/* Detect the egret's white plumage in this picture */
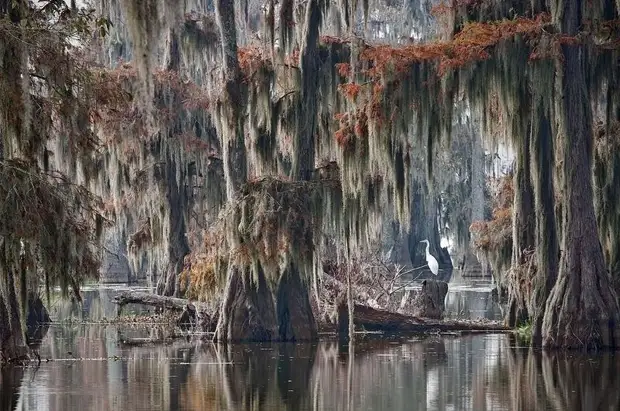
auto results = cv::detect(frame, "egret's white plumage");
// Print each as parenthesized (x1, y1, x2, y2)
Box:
(420, 239, 439, 275)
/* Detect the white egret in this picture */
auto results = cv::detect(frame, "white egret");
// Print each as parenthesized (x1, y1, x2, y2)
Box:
(420, 239, 439, 275)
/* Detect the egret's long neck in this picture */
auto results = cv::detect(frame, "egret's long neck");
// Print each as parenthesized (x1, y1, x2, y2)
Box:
(425, 241, 430, 257)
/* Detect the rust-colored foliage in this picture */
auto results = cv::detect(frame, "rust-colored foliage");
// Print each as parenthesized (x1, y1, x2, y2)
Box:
(320, 35, 349, 45)
(470, 175, 513, 251)
(360, 13, 549, 78)
(238, 46, 273, 78)
(338, 82, 362, 100)
(334, 110, 368, 151)
(180, 230, 227, 301)
(92, 64, 210, 140)
(336, 63, 351, 78)
(329, 15, 552, 131)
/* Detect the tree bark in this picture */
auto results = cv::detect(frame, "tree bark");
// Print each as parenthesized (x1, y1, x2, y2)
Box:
(541, 0, 620, 349)
(0, 240, 27, 362)
(276, 263, 317, 341)
(293, 0, 320, 181)
(462, 120, 487, 278)
(529, 111, 559, 346)
(215, 0, 247, 201)
(506, 131, 535, 327)
(215, 265, 278, 341)
(157, 152, 190, 297)
(411, 279, 449, 319)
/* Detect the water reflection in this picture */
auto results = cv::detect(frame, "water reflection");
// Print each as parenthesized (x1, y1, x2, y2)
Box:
(46, 285, 153, 322)
(4, 328, 620, 411)
(504, 347, 620, 411)
(1, 367, 23, 411)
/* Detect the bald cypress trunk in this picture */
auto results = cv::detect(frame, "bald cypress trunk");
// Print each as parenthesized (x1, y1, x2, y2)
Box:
(215, 0, 319, 341)
(156, 33, 190, 297)
(213, 0, 276, 341)
(507, 132, 535, 328)
(272, 0, 321, 341)
(215, 0, 247, 201)
(529, 112, 559, 346)
(541, 0, 620, 349)
(216, 265, 278, 341)
(0, 240, 27, 361)
(0, 0, 27, 362)
(156, 152, 190, 297)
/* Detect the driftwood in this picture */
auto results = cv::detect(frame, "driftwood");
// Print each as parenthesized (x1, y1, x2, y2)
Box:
(111, 291, 218, 331)
(337, 300, 509, 337)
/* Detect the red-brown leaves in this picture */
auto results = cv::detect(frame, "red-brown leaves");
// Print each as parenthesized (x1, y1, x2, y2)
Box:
(336, 63, 351, 78)
(338, 83, 362, 100)
(238, 46, 272, 79)
(469, 176, 514, 251)
(360, 13, 550, 78)
(334, 110, 368, 151)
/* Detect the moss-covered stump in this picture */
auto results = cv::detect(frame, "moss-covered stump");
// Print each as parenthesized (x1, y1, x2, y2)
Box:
(412, 280, 449, 320)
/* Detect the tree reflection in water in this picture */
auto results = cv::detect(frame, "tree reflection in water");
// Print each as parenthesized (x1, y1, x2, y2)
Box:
(503, 339, 620, 411)
(4, 329, 620, 410)
(1, 366, 23, 411)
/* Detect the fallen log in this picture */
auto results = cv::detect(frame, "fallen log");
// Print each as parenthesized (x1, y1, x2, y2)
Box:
(337, 300, 509, 337)
(111, 291, 219, 331)
(112, 291, 208, 312)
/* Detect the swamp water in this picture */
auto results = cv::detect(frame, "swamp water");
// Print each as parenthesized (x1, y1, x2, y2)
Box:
(1, 284, 617, 411)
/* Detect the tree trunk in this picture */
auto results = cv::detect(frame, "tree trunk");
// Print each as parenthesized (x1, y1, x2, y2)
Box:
(293, 0, 320, 181)
(276, 263, 317, 341)
(593, 113, 620, 293)
(529, 111, 559, 346)
(215, 265, 278, 341)
(507, 131, 535, 327)
(0, 240, 27, 362)
(541, 0, 620, 349)
(157, 152, 190, 297)
(215, 0, 247, 201)
(462, 120, 487, 278)
(214, 0, 268, 341)
(213, 0, 322, 343)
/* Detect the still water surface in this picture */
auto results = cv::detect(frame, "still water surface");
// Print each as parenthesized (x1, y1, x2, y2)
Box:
(1, 285, 617, 411)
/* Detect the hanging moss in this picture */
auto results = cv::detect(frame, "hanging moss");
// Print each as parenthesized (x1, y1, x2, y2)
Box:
(91, 63, 224, 289)
(0, 2, 111, 357)
(92, 0, 620, 348)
